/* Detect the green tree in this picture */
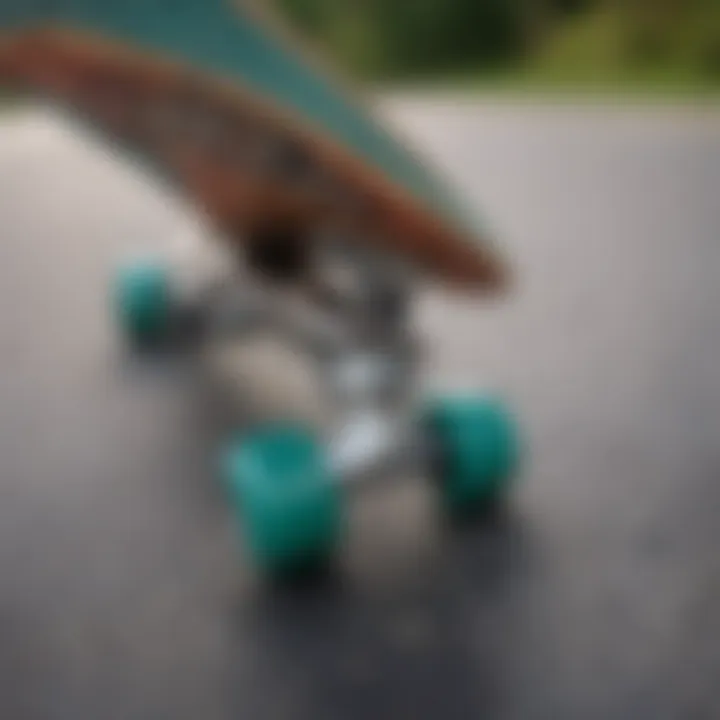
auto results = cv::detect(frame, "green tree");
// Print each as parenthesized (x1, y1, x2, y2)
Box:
(274, 0, 720, 81)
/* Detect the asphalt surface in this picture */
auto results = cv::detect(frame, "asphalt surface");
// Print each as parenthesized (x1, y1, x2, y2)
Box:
(1, 100, 720, 719)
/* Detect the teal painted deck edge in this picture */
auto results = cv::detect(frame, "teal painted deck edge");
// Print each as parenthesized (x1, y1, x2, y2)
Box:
(0, 1, 485, 240)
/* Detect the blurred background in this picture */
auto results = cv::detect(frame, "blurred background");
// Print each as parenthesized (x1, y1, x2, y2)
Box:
(275, 0, 720, 93)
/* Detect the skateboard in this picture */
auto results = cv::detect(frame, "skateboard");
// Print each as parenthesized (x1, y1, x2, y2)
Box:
(0, 2, 521, 576)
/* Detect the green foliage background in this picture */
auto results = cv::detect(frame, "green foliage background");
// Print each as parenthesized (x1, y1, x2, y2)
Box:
(275, 0, 720, 86)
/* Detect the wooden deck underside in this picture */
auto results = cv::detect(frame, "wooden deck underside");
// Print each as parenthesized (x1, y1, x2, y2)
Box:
(0, 20, 508, 291)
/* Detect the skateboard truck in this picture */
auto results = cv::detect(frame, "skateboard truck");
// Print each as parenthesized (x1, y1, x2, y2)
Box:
(114, 232, 520, 577)
(187, 233, 426, 485)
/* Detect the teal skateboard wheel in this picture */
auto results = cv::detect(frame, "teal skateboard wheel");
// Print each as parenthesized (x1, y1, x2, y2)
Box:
(113, 258, 172, 344)
(223, 424, 344, 575)
(424, 394, 520, 516)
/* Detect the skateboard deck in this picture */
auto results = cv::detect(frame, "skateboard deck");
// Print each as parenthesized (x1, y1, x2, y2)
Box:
(0, 1, 508, 291)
